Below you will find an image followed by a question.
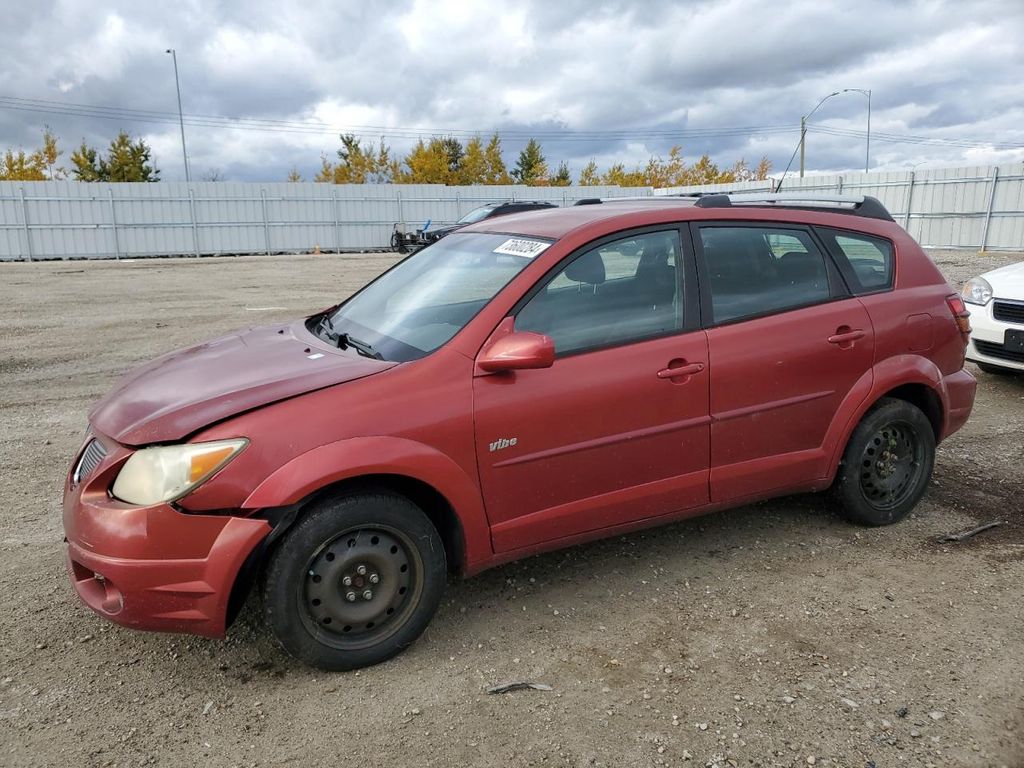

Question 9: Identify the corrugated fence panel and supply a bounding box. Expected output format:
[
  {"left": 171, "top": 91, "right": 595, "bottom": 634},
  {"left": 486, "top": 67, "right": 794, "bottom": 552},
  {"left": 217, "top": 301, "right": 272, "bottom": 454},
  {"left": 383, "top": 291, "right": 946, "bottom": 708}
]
[{"left": 1, "top": 170, "right": 1021, "bottom": 260}]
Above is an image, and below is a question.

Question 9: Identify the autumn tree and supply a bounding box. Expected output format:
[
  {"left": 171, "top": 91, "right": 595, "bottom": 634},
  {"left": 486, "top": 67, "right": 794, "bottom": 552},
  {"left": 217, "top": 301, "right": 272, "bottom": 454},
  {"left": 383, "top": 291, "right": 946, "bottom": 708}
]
[
  {"left": 483, "top": 133, "right": 511, "bottom": 184},
  {"left": 0, "top": 129, "right": 64, "bottom": 180},
  {"left": 286, "top": 168, "right": 303, "bottom": 182},
  {"left": 402, "top": 138, "right": 455, "bottom": 184},
  {"left": 71, "top": 131, "right": 159, "bottom": 182},
  {"left": 577, "top": 160, "right": 600, "bottom": 186},
  {"left": 315, "top": 134, "right": 396, "bottom": 184},
  {"left": 455, "top": 136, "right": 487, "bottom": 184},
  {"left": 512, "top": 138, "right": 548, "bottom": 185}
]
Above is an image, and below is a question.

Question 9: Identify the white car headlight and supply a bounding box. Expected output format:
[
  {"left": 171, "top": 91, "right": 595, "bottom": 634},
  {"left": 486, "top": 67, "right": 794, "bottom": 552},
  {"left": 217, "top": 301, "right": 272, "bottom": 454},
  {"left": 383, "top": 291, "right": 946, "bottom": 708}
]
[
  {"left": 111, "top": 439, "right": 248, "bottom": 506},
  {"left": 961, "top": 276, "right": 993, "bottom": 305}
]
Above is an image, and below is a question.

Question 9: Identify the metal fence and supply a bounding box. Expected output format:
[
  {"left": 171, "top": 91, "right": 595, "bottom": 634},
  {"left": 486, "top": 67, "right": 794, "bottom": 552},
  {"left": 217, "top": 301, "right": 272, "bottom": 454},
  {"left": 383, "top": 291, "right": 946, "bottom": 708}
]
[
  {"left": 1, "top": 162, "right": 1022, "bottom": 261},
  {"left": 0, "top": 182, "right": 649, "bottom": 261},
  {"left": 656, "top": 161, "right": 1024, "bottom": 252}
]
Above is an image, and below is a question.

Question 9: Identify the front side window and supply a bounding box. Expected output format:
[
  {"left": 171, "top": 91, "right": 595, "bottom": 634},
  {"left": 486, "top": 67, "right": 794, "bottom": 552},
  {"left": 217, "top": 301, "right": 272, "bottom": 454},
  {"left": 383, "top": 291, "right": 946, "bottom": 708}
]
[
  {"left": 515, "top": 231, "right": 682, "bottom": 355},
  {"left": 324, "top": 232, "right": 543, "bottom": 361},
  {"left": 699, "top": 226, "right": 832, "bottom": 325}
]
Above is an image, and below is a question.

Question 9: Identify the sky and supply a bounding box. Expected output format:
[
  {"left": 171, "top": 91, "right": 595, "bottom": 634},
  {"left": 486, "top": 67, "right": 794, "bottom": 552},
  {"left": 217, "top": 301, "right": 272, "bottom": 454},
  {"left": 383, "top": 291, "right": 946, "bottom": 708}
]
[{"left": 1, "top": 0, "right": 1023, "bottom": 183}]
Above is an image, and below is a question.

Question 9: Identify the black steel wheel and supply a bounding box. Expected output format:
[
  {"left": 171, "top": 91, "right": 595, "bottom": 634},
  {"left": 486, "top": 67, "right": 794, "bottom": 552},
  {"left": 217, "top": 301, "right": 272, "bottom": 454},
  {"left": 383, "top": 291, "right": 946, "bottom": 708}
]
[
  {"left": 834, "top": 398, "right": 935, "bottom": 526},
  {"left": 263, "top": 492, "right": 446, "bottom": 670},
  {"left": 299, "top": 526, "right": 421, "bottom": 651}
]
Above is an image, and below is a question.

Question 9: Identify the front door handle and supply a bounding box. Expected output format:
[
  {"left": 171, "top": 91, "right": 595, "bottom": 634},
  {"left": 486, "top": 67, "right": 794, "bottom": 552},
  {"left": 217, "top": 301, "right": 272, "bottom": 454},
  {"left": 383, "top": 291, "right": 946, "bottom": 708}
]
[
  {"left": 827, "top": 328, "right": 866, "bottom": 345},
  {"left": 657, "top": 361, "right": 705, "bottom": 379}
]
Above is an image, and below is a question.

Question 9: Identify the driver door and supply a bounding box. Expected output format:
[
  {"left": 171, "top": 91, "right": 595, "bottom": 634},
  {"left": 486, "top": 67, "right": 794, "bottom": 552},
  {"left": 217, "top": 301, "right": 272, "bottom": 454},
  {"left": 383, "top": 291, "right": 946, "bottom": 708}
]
[{"left": 472, "top": 228, "right": 711, "bottom": 554}]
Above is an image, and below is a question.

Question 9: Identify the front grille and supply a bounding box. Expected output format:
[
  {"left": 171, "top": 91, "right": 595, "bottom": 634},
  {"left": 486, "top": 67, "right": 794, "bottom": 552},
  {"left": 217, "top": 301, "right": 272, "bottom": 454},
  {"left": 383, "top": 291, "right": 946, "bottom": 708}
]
[
  {"left": 974, "top": 339, "right": 1024, "bottom": 364},
  {"left": 993, "top": 300, "right": 1024, "bottom": 324},
  {"left": 73, "top": 439, "right": 107, "bottom": 483}
]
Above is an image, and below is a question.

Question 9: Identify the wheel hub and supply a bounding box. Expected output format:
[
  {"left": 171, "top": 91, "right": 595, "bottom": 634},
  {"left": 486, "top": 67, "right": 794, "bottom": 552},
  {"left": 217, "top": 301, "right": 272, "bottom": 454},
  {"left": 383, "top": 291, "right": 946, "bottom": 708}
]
[
  {"left": 858, "top": 422, "right": 923, "bottom": 510},
  {"left": 300, "top": 528, "right": 417, "bottom": 647}
]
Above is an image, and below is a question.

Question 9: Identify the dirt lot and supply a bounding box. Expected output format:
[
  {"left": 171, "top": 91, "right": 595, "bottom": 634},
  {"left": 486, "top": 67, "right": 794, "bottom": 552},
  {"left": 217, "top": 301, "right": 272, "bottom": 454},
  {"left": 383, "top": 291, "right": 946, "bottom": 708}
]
[{"left": 1, "top": 249, "right": 1022, "bottom": 768}]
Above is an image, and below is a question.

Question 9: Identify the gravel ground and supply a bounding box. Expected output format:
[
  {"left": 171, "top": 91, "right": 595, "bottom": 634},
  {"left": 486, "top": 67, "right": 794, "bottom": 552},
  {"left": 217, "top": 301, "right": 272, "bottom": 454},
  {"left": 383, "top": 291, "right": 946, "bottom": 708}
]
[{"left": 1, "top": 248, "right": 1022, "bottom": 768}]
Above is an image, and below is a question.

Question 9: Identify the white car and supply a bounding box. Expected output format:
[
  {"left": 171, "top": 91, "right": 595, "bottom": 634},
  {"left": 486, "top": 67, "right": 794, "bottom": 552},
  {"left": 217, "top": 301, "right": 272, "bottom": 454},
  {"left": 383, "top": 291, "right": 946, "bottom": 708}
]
[{"left": 962, "top": 261, "right": 1024, "bottom": 374}]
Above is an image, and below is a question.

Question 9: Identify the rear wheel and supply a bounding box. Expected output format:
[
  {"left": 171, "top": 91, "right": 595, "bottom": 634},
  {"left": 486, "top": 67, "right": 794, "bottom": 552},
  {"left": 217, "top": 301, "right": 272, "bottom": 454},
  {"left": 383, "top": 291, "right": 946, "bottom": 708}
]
[
  {"left": 263, "top": 492, "right": 446, "bottom": 670},
  {"left": 834, "top": 398, "right": 935, "bottom": 526}
]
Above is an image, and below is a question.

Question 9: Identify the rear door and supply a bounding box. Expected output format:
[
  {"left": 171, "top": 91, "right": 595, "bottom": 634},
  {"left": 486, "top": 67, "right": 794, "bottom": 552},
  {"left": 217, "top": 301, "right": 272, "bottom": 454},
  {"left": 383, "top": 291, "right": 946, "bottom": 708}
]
[
  {"left": 694, "top": 223, "right": 874, "bottom": 502},
  {"left": 473, "top": 228, "right": 710, "bottom": 553}
]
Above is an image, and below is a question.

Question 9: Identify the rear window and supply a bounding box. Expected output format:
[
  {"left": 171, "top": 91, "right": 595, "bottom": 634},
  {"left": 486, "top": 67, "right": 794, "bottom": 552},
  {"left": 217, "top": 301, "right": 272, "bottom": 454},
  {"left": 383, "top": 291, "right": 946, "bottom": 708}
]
[{"left": 818, "top": 228, "right": 894, "bottom": 293}]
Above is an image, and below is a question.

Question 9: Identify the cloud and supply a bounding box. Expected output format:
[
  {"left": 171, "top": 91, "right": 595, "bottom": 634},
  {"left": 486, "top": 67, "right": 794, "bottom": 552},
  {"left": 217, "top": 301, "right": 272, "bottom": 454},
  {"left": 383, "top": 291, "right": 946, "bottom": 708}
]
[{"left": 0, "top": 0, "right": 1021, "bottom": 181}]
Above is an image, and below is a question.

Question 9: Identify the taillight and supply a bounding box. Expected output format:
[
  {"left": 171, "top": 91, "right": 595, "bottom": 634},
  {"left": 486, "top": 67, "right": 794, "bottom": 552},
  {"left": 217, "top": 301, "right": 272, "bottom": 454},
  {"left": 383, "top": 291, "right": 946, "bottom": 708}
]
[{"left": 946, "top": 294, "right": 971, "bottom": 335}]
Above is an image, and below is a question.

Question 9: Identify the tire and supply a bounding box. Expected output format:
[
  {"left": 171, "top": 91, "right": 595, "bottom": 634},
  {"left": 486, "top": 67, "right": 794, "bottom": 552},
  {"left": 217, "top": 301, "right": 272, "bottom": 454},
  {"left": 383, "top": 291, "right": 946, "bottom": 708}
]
[
  {"left": 834, "top": 398, "right": 936, "bottom": 526},
  {"left": 977, "top": 362, "right": 1016, "bottom": 376},
  {"left": 262, "top": 492, "right": 446, "bottom": 671}
]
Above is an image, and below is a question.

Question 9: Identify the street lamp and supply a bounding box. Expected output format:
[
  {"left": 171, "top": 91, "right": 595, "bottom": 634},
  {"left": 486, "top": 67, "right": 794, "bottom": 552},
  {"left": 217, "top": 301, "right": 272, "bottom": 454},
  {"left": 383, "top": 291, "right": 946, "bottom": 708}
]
[
  {"left": 165, "top": 48, "right": 190, "bottom": 182},
  {"left": 799, "top": 88, "right": 872, "bottom": 176}
]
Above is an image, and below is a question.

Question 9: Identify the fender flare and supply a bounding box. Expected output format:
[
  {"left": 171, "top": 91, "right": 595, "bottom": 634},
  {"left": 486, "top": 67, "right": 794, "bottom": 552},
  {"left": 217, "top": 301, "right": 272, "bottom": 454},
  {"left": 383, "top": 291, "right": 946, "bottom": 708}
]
[
  {"left": 822, "top": 355, "right": 945, "bottom": 483},
  {"left": 241, "top": 436, "right": 491, "bottom": 571}
]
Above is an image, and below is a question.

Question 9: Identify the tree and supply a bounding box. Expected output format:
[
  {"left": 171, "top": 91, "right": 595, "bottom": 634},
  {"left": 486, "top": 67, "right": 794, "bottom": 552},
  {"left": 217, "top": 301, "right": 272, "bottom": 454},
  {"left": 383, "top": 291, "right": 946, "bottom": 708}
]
[
  {"left": 202, "top": 168, "right": 225, "bottom": 181},
  {"left": 71, "top": 131, "right": 159, "bottom": 182},
  {"left": 551, "top": 161, "right": 572, "bottom": 186},
  {"left": 286, "top": 168, "right": 303, "bottom": 182},
  {"left": 0, "top": 128, "right": 64, "bottom": 180},
  {"left": 483, "top": 133, "right": 511, "bottom": 184},
  {"left": 457, "top": 136, "right": 488, "bottom": 185},
  {"left": 401, "top": 138, "right": 454, "bottom": 184},
  {"left": 315, "top": 134, "right": 395, "bottom": 184},
  {"left": 512, "top": 138, "right": 548, "bottom": 185},
  {"left": 578, "top": 159, "right": 600, "bottom": 186}
]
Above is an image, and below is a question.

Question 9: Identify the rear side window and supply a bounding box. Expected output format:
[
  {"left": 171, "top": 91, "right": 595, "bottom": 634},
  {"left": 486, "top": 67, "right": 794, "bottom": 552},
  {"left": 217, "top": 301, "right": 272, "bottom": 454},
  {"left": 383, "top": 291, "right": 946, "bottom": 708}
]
[
  {"left": 698, "top": 226, "right": 832, "bottom": 325},
  {"left": 817, "top": 228, "right": 894, "bottom": 294}
]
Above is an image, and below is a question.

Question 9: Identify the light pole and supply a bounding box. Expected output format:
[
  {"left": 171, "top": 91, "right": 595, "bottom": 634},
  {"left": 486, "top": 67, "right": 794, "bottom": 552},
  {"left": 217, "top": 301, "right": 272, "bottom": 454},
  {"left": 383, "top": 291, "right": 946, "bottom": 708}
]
[
  {"left": 799, "top": 88, "right": 872, "bottom": 177},
  {"left": 840, "top": 88, "right": 872, "bottom": 173},
  {"left": 165, "top": 48, "right": 190, "bottom": 182}
]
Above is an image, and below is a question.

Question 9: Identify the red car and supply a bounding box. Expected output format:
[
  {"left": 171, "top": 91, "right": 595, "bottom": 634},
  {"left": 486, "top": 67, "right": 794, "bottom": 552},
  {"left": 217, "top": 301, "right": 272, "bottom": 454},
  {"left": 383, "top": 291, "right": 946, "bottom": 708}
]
[{"left": 64, "top": 193, "right": 976, "bottom": 670}]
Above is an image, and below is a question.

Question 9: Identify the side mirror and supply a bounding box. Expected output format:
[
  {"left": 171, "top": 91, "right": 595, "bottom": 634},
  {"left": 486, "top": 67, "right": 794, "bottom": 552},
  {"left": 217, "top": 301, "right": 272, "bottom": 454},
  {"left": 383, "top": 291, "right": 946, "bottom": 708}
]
[{"left": 477, "top": 331, "right": 555, "bottom": 373}]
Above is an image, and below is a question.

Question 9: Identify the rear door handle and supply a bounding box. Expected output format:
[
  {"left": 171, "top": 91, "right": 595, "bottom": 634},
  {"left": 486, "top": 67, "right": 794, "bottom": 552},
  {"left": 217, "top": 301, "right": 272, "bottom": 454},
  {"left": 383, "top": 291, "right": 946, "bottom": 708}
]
[
  {"left": 827, "top": 329, "right": 866, "bottom": 345},
  {"left": 657, "top": 361, "right": 705, "bottom": 379}
]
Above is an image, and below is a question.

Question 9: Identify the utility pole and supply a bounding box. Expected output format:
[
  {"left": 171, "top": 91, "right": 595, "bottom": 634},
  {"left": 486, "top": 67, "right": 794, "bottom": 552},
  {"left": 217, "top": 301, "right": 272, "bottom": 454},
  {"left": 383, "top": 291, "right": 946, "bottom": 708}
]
[
  {"left": 799, "top": 116, "right": 807, "bottom": 178},
  {"left": 165, "top": 48, "right": 190, "bottom": 182},
  {"left": 799, "top": 89, "right": 871, "bottom": 177}
]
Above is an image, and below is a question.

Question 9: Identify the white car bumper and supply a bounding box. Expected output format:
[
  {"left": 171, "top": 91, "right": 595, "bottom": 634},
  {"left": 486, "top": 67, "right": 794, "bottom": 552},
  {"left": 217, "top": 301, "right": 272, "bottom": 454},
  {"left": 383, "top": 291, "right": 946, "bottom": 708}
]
[{"left": 965, "top": 298, "right": 1024, "bottom": 372}]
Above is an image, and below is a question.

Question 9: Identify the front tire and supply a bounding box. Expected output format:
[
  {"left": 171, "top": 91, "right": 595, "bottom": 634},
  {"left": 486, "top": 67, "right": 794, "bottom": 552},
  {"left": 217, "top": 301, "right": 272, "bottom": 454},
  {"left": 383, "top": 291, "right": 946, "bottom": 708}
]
[
  {"left": 263, "top": 492, "right": 446, "bottom": 671},
  {"left": 834, "top": 398, "right": 935, "bottom": 526}
]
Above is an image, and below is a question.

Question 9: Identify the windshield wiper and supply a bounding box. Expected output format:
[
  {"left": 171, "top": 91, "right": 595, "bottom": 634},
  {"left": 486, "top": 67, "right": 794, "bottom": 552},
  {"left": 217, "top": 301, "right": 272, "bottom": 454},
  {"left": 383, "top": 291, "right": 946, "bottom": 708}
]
[
  {"left": 336, "top": 332, "right": 384, "bottom": 360},
  {"left": 314, "top": 314, "right": 384, "bottom": 360}
]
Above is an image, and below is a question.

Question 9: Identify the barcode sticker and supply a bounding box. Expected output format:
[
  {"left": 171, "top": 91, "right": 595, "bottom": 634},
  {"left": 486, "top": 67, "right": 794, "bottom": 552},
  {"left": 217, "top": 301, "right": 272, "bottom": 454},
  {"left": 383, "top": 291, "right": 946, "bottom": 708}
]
[{"left": 493, "top": 238, "right": 550, "bottom": 258}]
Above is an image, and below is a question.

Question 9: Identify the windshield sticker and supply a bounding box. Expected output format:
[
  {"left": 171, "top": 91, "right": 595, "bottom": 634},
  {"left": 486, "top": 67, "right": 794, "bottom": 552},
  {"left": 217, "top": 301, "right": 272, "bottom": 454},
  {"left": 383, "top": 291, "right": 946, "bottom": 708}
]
[{"left": 493, "top": 238, "right": 550, "bottom": 258}]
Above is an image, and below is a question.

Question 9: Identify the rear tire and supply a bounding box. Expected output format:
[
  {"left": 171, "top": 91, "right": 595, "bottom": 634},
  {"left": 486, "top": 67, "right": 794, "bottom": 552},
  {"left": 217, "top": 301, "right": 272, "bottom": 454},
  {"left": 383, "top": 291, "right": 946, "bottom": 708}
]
[
  {"left": 834, "top": 398, "right": 935, "bottom": 526},
  {"left": 263, "top": 492, "right": 446, "bottom": 671}
]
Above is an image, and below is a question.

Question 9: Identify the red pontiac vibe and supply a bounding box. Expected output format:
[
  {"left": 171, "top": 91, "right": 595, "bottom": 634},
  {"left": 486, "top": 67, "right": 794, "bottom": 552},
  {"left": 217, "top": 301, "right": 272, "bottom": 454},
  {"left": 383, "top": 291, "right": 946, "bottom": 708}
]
[{"left": 64, "top": 193, "right": 977, "bottom": 670}]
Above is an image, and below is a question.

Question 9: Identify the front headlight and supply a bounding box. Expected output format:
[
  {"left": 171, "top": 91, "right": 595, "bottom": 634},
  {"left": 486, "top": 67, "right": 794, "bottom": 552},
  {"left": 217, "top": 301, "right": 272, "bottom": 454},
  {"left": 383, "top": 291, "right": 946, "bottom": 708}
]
[
  {"left": 961, "top": 276, "right": 993, "bottom": 305},
  {"left": 111, "top": 439, "right": 248, "bottom": 506}
]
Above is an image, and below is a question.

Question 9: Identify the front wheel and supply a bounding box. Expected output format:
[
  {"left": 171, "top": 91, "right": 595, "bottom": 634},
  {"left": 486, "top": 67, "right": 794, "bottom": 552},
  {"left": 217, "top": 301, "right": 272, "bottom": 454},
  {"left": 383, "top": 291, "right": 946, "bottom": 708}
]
[
  {"left": 262, "top": 492, "right": 446, "bottom": 671},
  {"left": 834, "top": 398, "right": 935, "bottom": 526}
]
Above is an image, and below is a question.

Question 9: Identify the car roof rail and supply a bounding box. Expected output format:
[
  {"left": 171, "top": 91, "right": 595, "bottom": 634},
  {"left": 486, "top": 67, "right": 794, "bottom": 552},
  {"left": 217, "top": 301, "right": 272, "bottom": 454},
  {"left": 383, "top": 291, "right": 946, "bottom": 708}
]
[
  {"left": 573, "top": 195, "right": 699, "bottom": 206},
  {"left": 693, "top": 192, "right": 894, "bottom": 221}
]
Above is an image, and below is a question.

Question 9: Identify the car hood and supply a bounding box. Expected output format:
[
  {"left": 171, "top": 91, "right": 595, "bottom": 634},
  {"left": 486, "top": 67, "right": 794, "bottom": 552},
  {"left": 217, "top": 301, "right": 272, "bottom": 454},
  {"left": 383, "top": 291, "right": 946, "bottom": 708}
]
[
  {"left": 985, "top": 260, "right": 1024, "bottom": 298},
  {"left": 90, "top": 321, "right": 395, "bottom": 446}
]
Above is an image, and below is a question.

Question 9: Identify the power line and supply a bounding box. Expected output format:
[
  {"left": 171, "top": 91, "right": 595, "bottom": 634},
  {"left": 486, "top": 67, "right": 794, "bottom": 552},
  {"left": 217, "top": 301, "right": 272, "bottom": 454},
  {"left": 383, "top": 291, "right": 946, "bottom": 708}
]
[
  {"left": 0, "top": 94, "right": 796, "bottom": 142},
  {"left": 808, "top": 123, "right": 1024, "bottom": 150}
]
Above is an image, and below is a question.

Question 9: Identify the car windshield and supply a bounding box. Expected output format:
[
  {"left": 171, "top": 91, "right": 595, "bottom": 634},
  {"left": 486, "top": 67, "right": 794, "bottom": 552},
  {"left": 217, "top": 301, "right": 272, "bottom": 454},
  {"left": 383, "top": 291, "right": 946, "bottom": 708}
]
[
  {"left": 457, "top": 206, "right": 496, "bottom": 224},
  {"left": 322, "top": 232, "right": 547, "bottom": 362}
]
